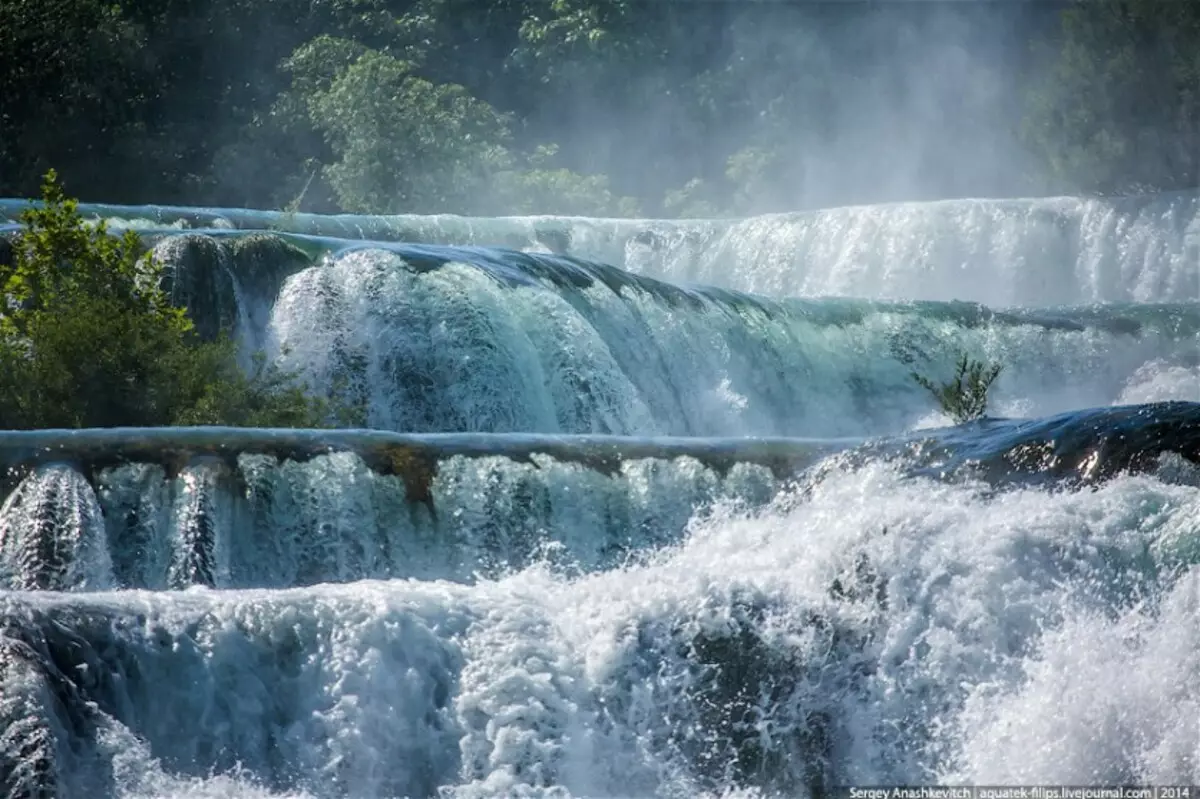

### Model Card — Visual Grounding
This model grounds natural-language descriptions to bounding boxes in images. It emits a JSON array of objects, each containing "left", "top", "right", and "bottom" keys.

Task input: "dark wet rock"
[
  {"left": 156, "top": 234, "right": 238, "bottom": 341},
  {"left": 227, "top": 233, "right": 313, "bottom": 306}
]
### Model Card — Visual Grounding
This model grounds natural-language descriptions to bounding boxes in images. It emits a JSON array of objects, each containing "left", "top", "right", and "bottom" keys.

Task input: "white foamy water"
[
  {"left": 3, "top": 191, "right": 1200, "bottom": 796},
  {"left": 5, "top": 463, "right": 1200, "bottom": 796},
  {"left": 26, "top": 191, "right": 1199, "bottom": 305},
  {"left": 259, "top": 248, "right": 1200, "bottom": 438},
  {"left": 1118, "top": 360, "right": 1200, "bottom": 404},
  {"left": 622, "top": 194, "right": 1200, "bottom": 306}
]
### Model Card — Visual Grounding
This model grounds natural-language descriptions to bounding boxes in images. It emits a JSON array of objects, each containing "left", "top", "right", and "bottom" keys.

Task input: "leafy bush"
[
  {"left": 0, "top": 170, "right": 332, "bottom": 429},
  {"left": 912, "top": 352, "right": 1003, "bottom": 424}
]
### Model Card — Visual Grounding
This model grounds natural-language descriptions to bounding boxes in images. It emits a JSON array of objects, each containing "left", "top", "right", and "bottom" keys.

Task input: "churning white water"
[
  {"left": 1, "top": 192, "right": 1199, "bottom": 797},
  {"left": 6, "top": 461, "right": 1200, "bottom": 796}
]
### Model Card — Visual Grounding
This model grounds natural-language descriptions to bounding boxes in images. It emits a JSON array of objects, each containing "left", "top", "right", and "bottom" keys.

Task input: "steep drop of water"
[
  {"left": 4, "top": 401, "right": 1200, "bottom": 599},
  {"left": 0, "top": 450, "right": 779, "bottom": 591},
  {"left": 265, "top": 247, "right": 1200, "bottom": 437},
  {"left": 0, "top": 465, "right": 113, "bottom": 592},
  {"left": 10, "top": 219, "right": 1199, "bottom": 438}
]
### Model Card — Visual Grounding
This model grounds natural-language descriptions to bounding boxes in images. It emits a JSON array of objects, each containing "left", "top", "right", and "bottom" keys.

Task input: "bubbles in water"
[
  {"left": 4, "top": 462, "right": 1195, "bottom": 796},
  {"left": 1118, "top": 360, "right": 1200, "bottom": 404}
]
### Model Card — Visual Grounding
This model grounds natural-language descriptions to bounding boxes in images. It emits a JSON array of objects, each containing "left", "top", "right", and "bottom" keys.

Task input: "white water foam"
[
  {"left": 623, "top": 195, "right": 1200, "bottom": 305},
  {"left": 16, "top": 191, "right": 1199, "bottom": 305},
  {"left": 261, "top": 248, "right": 1200, "bottom": 438},
  {"left": 6, "top": 461, "right": 1200, "bottom": 796},
  {"left": 0, "top": 464, "right": 114, "bottom": 591},
  {"left": 1118, "top": 360, "right": 1200, "bottom": 404}
]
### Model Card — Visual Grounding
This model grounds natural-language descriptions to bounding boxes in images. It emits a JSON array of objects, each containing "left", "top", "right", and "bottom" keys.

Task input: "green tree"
[
  {"left": 1023, "top": 0, "right": 1200, "bottom": 195},
  {"left": 663, "top": 178, "right": 721, "bottom": 219},
  {"left": 300, "top": 44, "right": 513, "bottom": 213},
  {"left": 0, "top": 0, "right": 1076, "bottom": 214},
  {"left": 491, "top": 145, "right": 640, "bottom": 216},
  {"left": 0, "top": 171, "right": 333, "bottom": 429},
  {"left": 274, "top": 37, "right": 639, "bottom": 215}
]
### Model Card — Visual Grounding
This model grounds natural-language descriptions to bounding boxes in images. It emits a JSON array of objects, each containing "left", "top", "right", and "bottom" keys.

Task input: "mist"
[
  {"left": 531, "top": 0, "right": 1060, "bottom": 215},
  {"left": 1, "top": 0, "right": 1192, "bottom": 217}
]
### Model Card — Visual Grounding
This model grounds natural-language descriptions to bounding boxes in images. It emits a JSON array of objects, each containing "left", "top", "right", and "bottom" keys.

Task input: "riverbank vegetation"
[
  {"left": 1, "top": 0, "right": 1192, "bottom": 217},
  {"left": 0, "top": 172, "right": 332, "bottom": 429}
]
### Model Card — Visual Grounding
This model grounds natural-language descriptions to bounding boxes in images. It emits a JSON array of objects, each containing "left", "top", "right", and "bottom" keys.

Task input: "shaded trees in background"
[
  {"left": 265, "top": 34, "right": 638, "bottom": 215},
  {"left": 1021, "top": 0, "right": 1200, "bottom": 196},
  {"left": 0, "top": 0, "right": 152, "bottom": 199},
  {"left": 299, "top": 40, "right": 513, "bottom": 213},
  {"left": 0, "top": 0, "right": 1195, "bottom": 216}
]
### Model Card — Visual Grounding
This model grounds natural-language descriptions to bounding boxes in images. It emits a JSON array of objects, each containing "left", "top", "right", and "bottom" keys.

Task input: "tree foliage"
[
  {"left": 1021, "top": 0, "right": 1200, "bottom": 195},
  {"left": 912, "top": 353, "right": 1003, "bottom": 425},
  {"left": 303, "top": 45, "right": 513, "bottom": 214},
  {"left": 0, "top": 171, "right": 333, "bottom": 429},
  {"left": 491, "top": 145, "right": 640, "bottom": 217},
  {"left": 270, "top": 36, "right": 639, "bottom": 216},
  {"left": 0, "top": 0, "right": 1192, "bottom": 214}
]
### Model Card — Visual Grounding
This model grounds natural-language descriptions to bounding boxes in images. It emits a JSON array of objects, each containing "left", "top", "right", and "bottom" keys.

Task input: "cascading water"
[
  {"left": 107, "top": 230, "right": 1200, "bottom": 437},
  {"left": 6, "top": 191, "right": 1198, "bottom": 305},
  {"left": 2, "top": 192, "right": 1200, "bottom": 797},
  {"left": 0, "top": 465, "right": 113, "bottom": 592},
  {"left": 265, "top": 246, "right": 1200, "bottom": 437}
]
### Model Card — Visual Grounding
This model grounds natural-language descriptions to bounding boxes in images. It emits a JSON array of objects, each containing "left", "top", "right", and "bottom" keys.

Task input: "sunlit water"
[{"left": 1, "top": 195, "right": 1199, "bottom": 796}]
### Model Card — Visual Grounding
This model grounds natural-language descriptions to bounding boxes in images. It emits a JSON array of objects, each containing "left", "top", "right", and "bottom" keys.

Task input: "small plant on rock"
[{"left": 912, "top": 351, "right": 1002, "bottom": 424}]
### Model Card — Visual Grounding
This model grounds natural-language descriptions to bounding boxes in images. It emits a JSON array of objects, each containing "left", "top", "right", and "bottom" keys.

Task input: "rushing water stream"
[{"left": 1, "top": 194, "right": 1199, "bottom": 797}]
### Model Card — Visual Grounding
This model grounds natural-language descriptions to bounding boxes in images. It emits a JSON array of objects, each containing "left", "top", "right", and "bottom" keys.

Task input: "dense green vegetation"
[
  {"left": 0, "top": 0, "right": 1194, "bottom": 216},
  {"left": 0, "top": 172, "right": 333, "bottom": 429},
  {"left": 1022, "top": 1, "right": 1200, "bottom": 195}
]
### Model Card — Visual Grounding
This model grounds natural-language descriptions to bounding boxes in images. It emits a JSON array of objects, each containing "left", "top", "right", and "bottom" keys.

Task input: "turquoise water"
[{"left": 1, "top": 197, "right": 1200, "bottom": 797}]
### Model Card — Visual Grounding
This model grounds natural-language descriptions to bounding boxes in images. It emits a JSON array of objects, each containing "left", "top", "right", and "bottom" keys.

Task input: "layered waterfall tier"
[
  {"left": 0, "top": 430, "right": 812, "bottom": 592},
  {"left": 5, "top": 191, "right": 1198, "bottom": 304},
  {"left": 32, "top": 229, "right": 1196, "bottom": 438},
  {"left": 2, "top": 404, "right": 1199, "bottom": 595},
  {"left": 5, "top": 409, "right": 1200, "bottom": 796}
]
